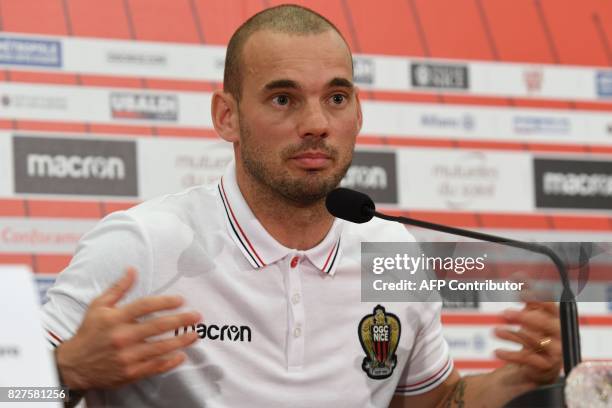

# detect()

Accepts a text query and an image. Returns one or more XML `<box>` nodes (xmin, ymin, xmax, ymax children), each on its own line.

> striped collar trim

<box><xmin>217</xmin><ymin>165</ymin><xmax>343</xmax><ymax>275</ymax></box>
<box><xmin>304</xmin><ymin>225</ymin><xmax>343</xmax><ymax>276</ymax></box>
<box><xmin>218</xmin><ymin>181</ymin><xmax>266</xmax><ymax>268</ymax></box>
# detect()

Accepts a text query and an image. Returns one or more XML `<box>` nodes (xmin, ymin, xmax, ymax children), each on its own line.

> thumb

<box><xmin>93</xmin><ymin>267</ymin><xmax>137</xmax><ymax>307</ymax></box>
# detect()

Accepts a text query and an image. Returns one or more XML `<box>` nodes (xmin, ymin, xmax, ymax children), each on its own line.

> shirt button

<box><xmin>293</xmin><ymin>327</ymin><xmax>302</xmax><ymax>338</ymax></box>
<box><xmin>291</xmin><ymin>293</ymin><xmax>301</xmax><ymax>305</ymax></box>
<box><xmin>290</xmin><ymin>256</ymin><xmax>299</xmax><ymax>268</ymax></box>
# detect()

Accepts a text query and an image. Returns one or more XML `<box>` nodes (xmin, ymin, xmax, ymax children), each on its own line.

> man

<box><xmin>43</xmin><ymin>5</ymin><xmax>561</xmax><ymax>407</ymax></box>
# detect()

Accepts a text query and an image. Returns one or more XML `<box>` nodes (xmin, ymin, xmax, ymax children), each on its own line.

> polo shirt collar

<box><xmin>217</xmin><ymin>163</ymin><xmax>343</xmax><ymax>275</ymax></box>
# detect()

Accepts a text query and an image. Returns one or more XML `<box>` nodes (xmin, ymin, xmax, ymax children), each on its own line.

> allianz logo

<box><xmin>421</xmin><ymin>114</ymin><xmax>474</xmax><ymax>131</ymax></box>
<box><xmin>447</xmin><ymin>334</ymin><xmax>486</xmax><ymax>351</ymax></box>
<box><xmin>341</xmin><ymin>165</ymin><xmax>388</xmax><ymax>190</ymax></box>
<box><xmin>27</xmin><ymin>153</ymin><xmax>126</xmax><ymax>180</ymax></box>
<box><xmin>175</xmin><ymin>323</ymin><xmax>252</xmax><ymax>342</ymax></box>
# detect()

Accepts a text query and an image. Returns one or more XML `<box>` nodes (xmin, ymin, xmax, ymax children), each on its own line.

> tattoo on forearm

<box><xmin>445</xmin><ymin>378</ymin><xmax>466</xmax><ymax>408</ymax></box>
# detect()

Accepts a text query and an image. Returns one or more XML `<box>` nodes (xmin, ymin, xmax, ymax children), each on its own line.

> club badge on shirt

<box><xmin>358</xmin><ymin>305</ymin><xmax>401</xmax><ymax>379</ymax></box>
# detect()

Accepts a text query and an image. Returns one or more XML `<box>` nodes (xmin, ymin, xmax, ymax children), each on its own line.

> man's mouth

<box><xmin>290</xmin><ymin>151</ymin><xmax>332</xmax><ymax>169</ymax></box>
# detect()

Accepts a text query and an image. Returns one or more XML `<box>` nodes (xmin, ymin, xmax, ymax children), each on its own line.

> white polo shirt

<box><xmin>42</xmin><ymin>163</ymin><xmax>452</xmax><ymax>407</ymax></box>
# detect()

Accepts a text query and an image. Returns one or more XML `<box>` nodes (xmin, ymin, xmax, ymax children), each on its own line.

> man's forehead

<box><xmin>241</xmin><ymin>29</ymin><xmax>354</xmax><ymax>87</ymax></box>
<box><xmin>242</xmin><ymin>29</ymin><xmax>352</xmax><ymax>67</ymax></box>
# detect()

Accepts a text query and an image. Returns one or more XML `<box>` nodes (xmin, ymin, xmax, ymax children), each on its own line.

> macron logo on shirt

<box><xmin>175</xmin><ymin>323</ymin><xmax>252</xmax><ymax>342</ymax></box>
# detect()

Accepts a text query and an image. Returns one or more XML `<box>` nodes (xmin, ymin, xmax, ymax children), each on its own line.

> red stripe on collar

<box><xmin>220</xmin><ymin>178</ymin><xmax>266</xmax><ymax>267</ymax></box>
<box><xmin>322</xmin><ymin>238</ymin><xmax>340</xmax><ymax>272</ymax></box>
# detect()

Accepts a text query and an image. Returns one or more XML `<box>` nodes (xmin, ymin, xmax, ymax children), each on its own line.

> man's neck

<box><xmin>235</xmin><ymin>166</ymin><xmax>334</xmax><ymax>250</ymax></box>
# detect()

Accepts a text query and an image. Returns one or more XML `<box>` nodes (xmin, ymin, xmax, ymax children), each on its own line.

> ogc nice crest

<box><xmin>358</xmin><ymin>305</ymin><xmax>401</xmax><ymax>379</ymax></box>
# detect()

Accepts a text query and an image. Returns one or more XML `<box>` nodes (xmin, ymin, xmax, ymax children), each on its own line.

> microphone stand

<box><xmin>368</xmin><ymin>209</ymin><xmax>581</xmax><ymax>406</ymax></box>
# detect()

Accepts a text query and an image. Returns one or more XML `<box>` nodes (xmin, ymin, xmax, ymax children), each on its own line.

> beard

<box><xmin>239</xmin><ymin>118</ymin><xmax>353</xmax><ymax>206</ymax></box>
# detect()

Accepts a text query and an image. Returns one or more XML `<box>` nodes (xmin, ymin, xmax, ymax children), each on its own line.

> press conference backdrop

<box><xmin>1</xmin><ymin>0</ymin><xmax>611</xmax><ymax>374</ymax></box>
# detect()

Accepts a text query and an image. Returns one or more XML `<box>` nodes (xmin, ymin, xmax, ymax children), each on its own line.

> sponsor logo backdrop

<box><xmin>534</xmin><ymin>158</ymin><xmax>612</xmax><ymax>211</ymax></box>
<box><xmin>0</xmin><ymin>1</ymin><xmax>610</xmax><ymax>373</ymax></box>
<box><xmin>0</xmin><ymin>36</ymin><xmax>62</xmax><ymax>68</ymax></box>
<box><xmin>13</xmin><ymin>135</ymin><xmax>138</xmax><ymax>197</ymax></box>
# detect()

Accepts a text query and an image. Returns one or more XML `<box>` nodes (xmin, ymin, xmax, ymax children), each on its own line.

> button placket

<box><xmin>286</xmin><ymin>253</ymin><xmax>305</xmax><ymax>370</ymax></box>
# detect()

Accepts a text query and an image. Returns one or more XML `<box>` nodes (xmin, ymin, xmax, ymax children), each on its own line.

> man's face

<box><xmin>235</xmin><ymin>29</ymin><xmax>362</xmax><ymax>205</ymax></box>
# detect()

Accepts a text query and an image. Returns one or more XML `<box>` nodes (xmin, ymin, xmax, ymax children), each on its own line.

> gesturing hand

<box><xmin>494</xmin><ymin>301</ymin><xmax>562</xmax><ymax>386</ymax></box>
<box><xmin>55</xmin><ymin>268</ymin><xmax>202</xmax><ymax>390</ymax></box>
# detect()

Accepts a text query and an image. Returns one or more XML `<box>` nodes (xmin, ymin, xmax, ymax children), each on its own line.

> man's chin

<box><xmin>281</xmin><ymin>180</ymin><xmax>339</xmax><ymax>205</ymax></box>
<box><xmin>288</xmin><ymin>164</ymin><xmax>332</xmax><ymax>176</ymax></box>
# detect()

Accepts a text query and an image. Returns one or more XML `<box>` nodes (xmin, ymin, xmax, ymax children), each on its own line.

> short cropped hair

<box><xmin>223</xmin><ymin>4</ymin><xmax>351</xmax><ymax>102</ymax></box>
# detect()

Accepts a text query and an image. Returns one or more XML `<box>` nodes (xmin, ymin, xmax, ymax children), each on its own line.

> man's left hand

<box><xmin>494</xmin><ymin>301</ymin><xmax>562</xmax><ymax>386</ymax></box>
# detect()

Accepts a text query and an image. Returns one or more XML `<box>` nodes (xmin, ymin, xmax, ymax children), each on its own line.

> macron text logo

<box><xmin>342</xmin><ymin>165</ymin><xmax>388</xmax><ymax>190</ymax></box>
<box><xmin>543</xmin><ymin>172</ymin><xmax>612</xmax><ymax>197</ymax></box>
<box><xmin>14</xmin><ymin>136</ymin><xmax>138</xmax><ymax>196</ymax></box>
<box><xmin>176</xmin><ymin>324</ymin><xmax>252</xmax><ymax>342</ymax></box>
<box><xmin>27</xmin><ymin>154</ymin><xmax>126</xmax><ymax>180</ymax></box>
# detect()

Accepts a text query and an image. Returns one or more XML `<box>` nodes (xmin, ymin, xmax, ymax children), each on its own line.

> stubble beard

<box><xmin>239</xmin><ymin>118</ymin><xmax>353</xmax><ymax>206</ymax></box>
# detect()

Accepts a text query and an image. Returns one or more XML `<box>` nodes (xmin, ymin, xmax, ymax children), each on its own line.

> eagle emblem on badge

<box><xmin>358</xmin><ymin>305</ymin><xmax>401</xmax><ymax>379</ymax></box>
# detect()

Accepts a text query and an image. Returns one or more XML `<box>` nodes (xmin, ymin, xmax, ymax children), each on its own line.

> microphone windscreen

<box><xmin>325</xmin><ymin>188</ymin><xmax>375</xmax><ymax>223</ymax></box>
<box><xmin>565</xmin><ymin>361</ymin><xmax>612</xmax><ymax>407</ymax></box>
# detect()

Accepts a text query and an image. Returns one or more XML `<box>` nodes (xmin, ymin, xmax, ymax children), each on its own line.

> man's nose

<box><xmin>298</xmin><ymin>100</ymin><xmax>329</xmax><ymax>139</ymax></box>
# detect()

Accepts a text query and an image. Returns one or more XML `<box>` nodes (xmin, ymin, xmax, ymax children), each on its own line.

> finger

<box><xmin>494</xmin><ymin>327</ymin><xmax>561</xmax><ymax>356</ymax></box>
<box><xmin>502</xmin><ymin>309</ymin><xmax>560</xmax><ymax>338</ymax></box>
<box><xmin>524</xmin><ymin>301</ymin><xmax>560</xmax><ymax>317</ymax></box>
<box><xmin>120</xmin><ymin>295</ymin><xmax>185</xmax><ymax>322</ymax></box>
<box><xmin>93</xmin><ymin>268</ymin><xmax>137</xmax><ymax>307</ymax></box>
<box><xmin>129</xmin><ymin>312</ymin><xmax>202</xmax><ymax>341</ymax></box>
<box><xmin>494</xmin><ymin>327</ymin><xmax>541</xmax><ymax>350</ymax></box>
<box><xmin>495</xmin><ymin>329</ymin><xmax>563</xmax><ymax>362</ymax></box>
<box><xmin>121</xmin><ymin>331</ymin><xmax>199</xmax><ymax>364</ymax></box>
<box><xmin>495</xmin><ymin>348</ymin><xmax>554</xmax><ymax>371</ymax></box>
<box><xmin>124</xmin><ymin>351</ymin><xmax>187</xmax><ymax>381</ymax></box>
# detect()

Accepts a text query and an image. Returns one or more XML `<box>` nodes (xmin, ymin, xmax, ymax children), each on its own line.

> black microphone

<box><xmin>325</xmin><ymin>187</ymin><xmax>375</xmax><ymax>223</ymax></box>
<box><xmin>326</xmin><ymin>187</ymin><xmax>581</xmax><ymax>377</ymax></box>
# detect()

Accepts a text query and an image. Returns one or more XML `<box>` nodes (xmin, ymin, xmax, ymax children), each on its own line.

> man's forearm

<box><xmin>54</xmin><ymin>345</ymin><xmax>85</xmax><ymax>408</ymax></box>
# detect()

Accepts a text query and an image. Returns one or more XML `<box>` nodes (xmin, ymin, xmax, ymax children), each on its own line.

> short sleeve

<box><xmin>394</xmin><ymin>302</ymin><xmax>454</xmax><ymax>396</ymax></box>
<box><xmin>41</xmin><ymin>211</ymin><xmax>153</xmax><ymax>349</ymax></box>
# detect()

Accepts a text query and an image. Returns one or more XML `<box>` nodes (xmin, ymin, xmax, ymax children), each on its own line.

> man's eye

<box><xmin>330</xmin><ymin>94</ymin><xmax>346</xmax><ymax>104</ymax></box>
<box><xmin>272</xmin><ymin>95</ymin><xmax>290</xmax><ymax>106</ymax></box>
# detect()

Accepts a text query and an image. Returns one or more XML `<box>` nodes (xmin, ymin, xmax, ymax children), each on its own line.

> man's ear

<box><xmin>211</xmin><ymin>90</ymin><xmax>240</xmax><ymax>143</ymax></box>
